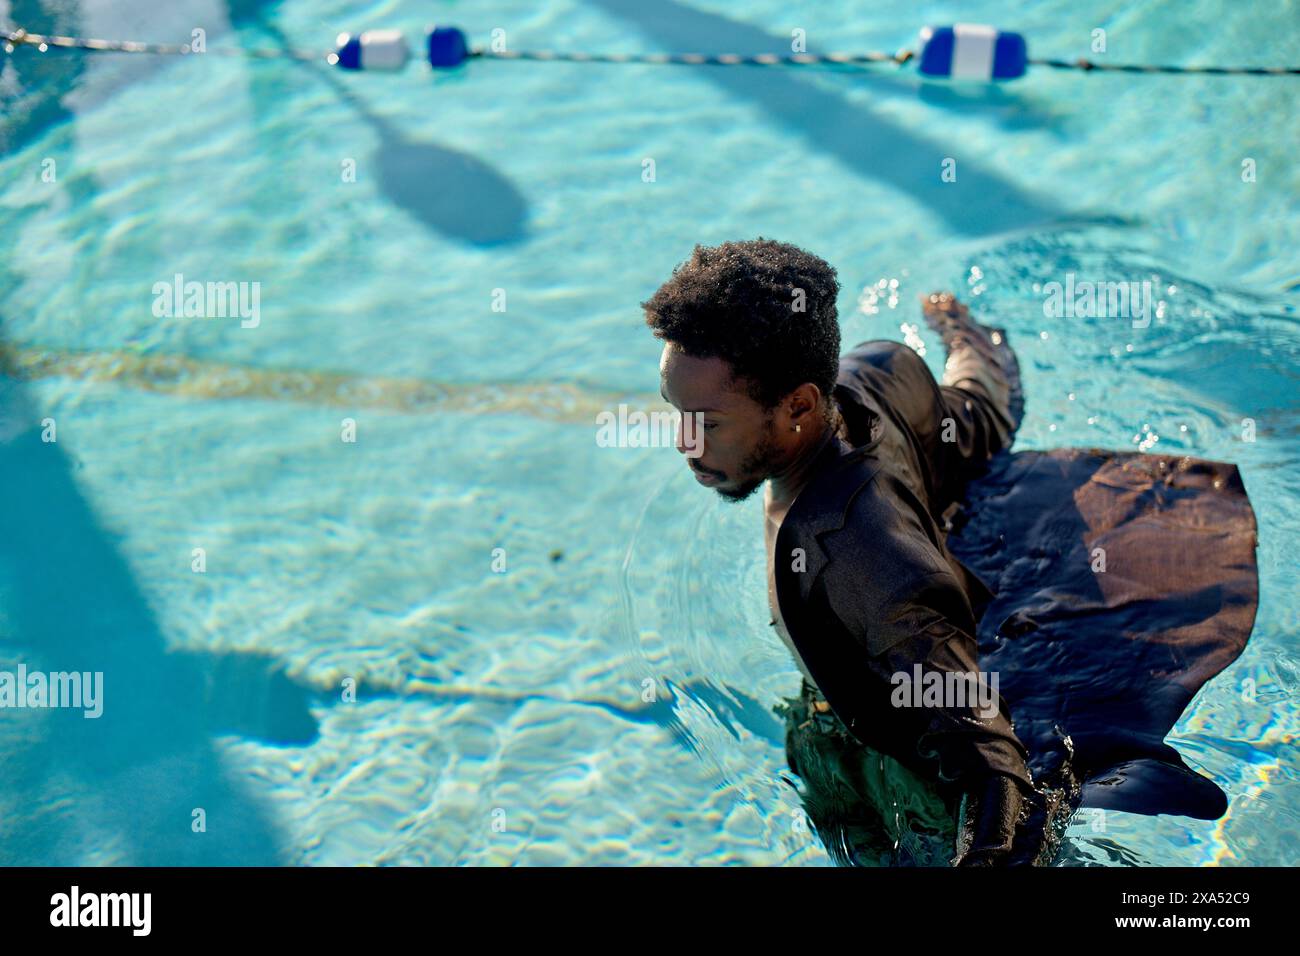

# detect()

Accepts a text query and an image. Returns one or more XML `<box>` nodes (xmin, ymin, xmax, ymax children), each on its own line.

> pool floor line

<box><xmin>0</xmin><ymin>340</ymin><xmax>661</xmax><ymax>422</ymax></box>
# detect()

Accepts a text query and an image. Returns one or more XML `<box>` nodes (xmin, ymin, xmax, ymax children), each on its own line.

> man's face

<box><xmin>659</xmin><ymin>343</ymin><xmax>786</xmax><ymax>502</ymax></box>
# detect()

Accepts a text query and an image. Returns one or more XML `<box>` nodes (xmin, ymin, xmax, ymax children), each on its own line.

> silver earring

<box><xmin>794</xmin><ymin>424</ymin><xmax>801</xmax><ymax>433</ymax></box>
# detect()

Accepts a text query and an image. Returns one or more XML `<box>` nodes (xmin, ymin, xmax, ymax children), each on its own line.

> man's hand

<box><xmin>954</xmin><ymin>774</ymin><xmax>1025</xmax><ymax>867</ymax></box>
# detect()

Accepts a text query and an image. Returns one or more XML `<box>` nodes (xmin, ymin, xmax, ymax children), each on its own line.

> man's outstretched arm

<box><xmin>866</xmin><ymin>582</ymin><xmax>1034</xmax><ymax>866</ymax></box>
<box><xmin>815</xmin><ymin>476</ymin><xmax>1037</xmax><ymax>864</ymax></box>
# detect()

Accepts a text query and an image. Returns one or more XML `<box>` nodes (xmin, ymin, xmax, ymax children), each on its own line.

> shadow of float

<box><xmin>588</xmin><ymin>0</ymin><xmax>1127</xmax><ymax>236</ymax></box>
<box><xmin>233</xmin><ymin>5</ymin><xmax>529</xmax><ymax>246</ymax></box>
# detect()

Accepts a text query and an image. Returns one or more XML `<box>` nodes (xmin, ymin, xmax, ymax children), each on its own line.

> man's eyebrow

<box><xmin>660</xmin><ymin>381</ymin><xmax>722</xmax><ymax>413</ymax></box>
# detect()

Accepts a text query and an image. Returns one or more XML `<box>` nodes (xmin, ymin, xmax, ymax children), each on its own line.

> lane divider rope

<box><xmin>5</xmin><ymin>25</ymin><xmax>1297</xmax><ymax>79</ymax></box>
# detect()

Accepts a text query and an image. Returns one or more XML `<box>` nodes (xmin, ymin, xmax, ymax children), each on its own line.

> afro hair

<box><xmin>642</xmin><ymin>237</ymin><xmax>841</xmax><ymax>413</ymax></box>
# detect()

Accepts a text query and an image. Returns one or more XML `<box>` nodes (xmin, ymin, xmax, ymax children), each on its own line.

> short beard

<box><xmin>713</xmin><ymin>414</ymin><xmax>781</xmax><ymax>503</ymax></box>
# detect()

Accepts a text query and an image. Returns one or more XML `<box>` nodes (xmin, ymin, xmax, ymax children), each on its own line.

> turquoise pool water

<box><xmin>0</xmin><ymin>0</ymin><xmax>1296</xmax><ymax>865</ymax></box>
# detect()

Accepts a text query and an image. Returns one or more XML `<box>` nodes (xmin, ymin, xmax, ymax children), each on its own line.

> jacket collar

<box><xmin>781</xmin><ymin>392</ymin><xmax>886</xmax><ymax>540</ymax></box>
<box><xmin>774</xmin><ymin>429</ymin><xmax>884</xmax><ymax>579</ymax></box>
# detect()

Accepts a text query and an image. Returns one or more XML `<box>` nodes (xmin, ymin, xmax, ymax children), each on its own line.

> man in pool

<box><xmin>644</xmin><ymin>237</ymin><xmax>1042</xmax><ymax>866</ymax></box>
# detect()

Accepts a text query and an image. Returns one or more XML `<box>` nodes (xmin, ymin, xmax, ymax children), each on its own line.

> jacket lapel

<box><xmin>771</xmin><ymin>436</ymin><xmax>881</xmax><ymax>627</ymax></box>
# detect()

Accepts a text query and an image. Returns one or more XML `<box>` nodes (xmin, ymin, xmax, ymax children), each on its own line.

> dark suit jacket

<box><xmin>773</xmin><ymin>342</ymin><xmax>1259</xmax><ymax>819</ymax></box>
<box><xmin>773</xmin><ymin>343</ymin><xmax>1036</xmax><ymax>800</ymax></box>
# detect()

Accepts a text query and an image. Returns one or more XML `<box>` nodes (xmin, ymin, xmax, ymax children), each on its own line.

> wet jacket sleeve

<box><xmin>817</xmin><ymin>474</ymin><xmax>1036</xmax><ymax>799</ymax></box>
<box><xmin>860</xmin><ymin>572</ymin><xmax>1036</xmax><ymax>797</ymax></box>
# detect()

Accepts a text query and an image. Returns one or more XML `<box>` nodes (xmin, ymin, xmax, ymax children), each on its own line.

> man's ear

<box><xmin>787</xmin><ymin>383</ymin><xmax>824</xmax><ymax>428</ymax></box>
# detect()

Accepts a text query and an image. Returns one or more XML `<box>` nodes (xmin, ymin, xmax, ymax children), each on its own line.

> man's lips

<box><xmin>690</xmin><ymin>463</ymin><xmax>723</xmax><ymax>486</ymax></box>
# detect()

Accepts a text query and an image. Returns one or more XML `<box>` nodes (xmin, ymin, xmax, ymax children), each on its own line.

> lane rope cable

<box><xmin>4</xmin><ymin>24</ymin><xmax>1299</xmax><ymax>79</ymax></box>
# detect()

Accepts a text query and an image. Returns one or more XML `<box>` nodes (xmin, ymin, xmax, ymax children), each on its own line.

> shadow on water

<box><xmin>0</xmin><ymin>371</ymin><xmax>319</xmax><ymax>863</ymax></box>
<box><xmin>317</xmin><ymin>69</ymin><xmax>529</xmax><ymax>246</ymax></box>
<box><xmin>232</xmin><ymin>4</ymin><xmax>528</xmax><ymax>246</ymax></box>
<box><xmin>0</xmin><ymin>1</ymin><xmax>86</xmax><ymax>153</ymax></box>
<box><xmin>587</xmin><ymin>0</ymin><xmax>1127</xmax><ymax>236</ymax></box>
<box><xmin>916</xmin><ymin>81</ymin><xmax>1061</xmax><ymax>134</ymax></box>
<box><xmin>0</xmin><ymin>0</ymin><xmax>350</xmax><ymax>864</ymax></box>
<box><xmin>1</xmin><ymin>0</ymin><xmax>528</xmax><ymax>246</ymax></box>
<box><xmin>585</xmin><ymin>677</ymin><xmax>788</xmax><ymax>751</ymax></box>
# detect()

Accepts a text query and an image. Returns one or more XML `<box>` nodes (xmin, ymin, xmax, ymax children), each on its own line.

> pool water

<box><xmin>0</xmin><ymin>0</ymin><xmax>1296</xmax><ymax>865</ymax></box>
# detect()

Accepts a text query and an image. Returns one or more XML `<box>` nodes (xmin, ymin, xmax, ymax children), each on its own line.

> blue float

<box><xmin>427</xmin><ymin>26</ymin><xmax>469</xmax><ymax>68</ymax></box>
<box><xmin>916</xmin><ymin>24</ymin><xmax>1028</xmax><ymax>80</ymax></box>
<box><xmin>333</xmin><ymin>29</ymin><xmax>411</xmax><ymax>71</ymax></box>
